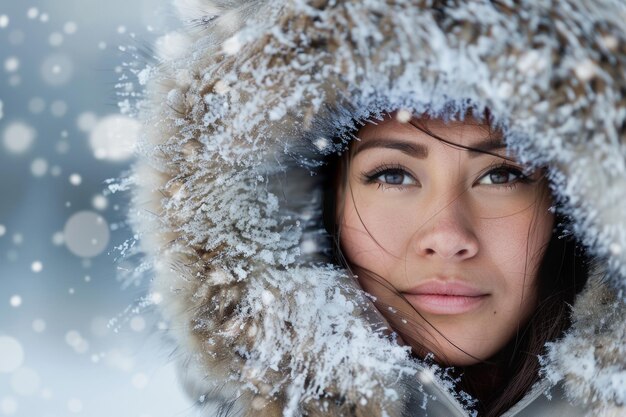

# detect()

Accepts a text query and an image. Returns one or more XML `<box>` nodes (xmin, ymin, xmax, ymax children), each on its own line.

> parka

<box><xmin>130</xmin><ymin>0</ymin><xmax>626</xmax><ymax>416</ymax></box>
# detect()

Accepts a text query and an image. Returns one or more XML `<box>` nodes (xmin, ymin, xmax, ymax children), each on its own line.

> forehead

<box><xmin>357</xmin><ymin>115</ymin><xmax>502</xmax><ymax>147</ymax></box>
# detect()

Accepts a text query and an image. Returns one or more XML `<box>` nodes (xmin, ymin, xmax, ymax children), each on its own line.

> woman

<box><xmin>130</xmin><ymin>0</ymin><xmax>625</xmax><ymax>416</ymax></box>
<box><xmin>329</xmin><ymin>111</ymin><xmax>587</xmax><ymax>415</ymax></box>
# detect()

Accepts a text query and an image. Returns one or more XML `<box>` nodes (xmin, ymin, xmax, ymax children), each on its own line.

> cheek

<box><xmin>479</xmin><ymin>201</ymin><xmax>554</xmax><ymax>308</ymax></box>
<box><xmin>481</xmin><ymin>219</ymin><xmax>534</xmax><ymax>271</ymax></box>
<box><xmin>483</xmin><ymin>195</ymin><xmax>552</xmax><ymax>266</ymax></box>
<box><xmin>338</xmin><ymin>188</ymin><xmax>416</xmax><ymax>271</ymax></box>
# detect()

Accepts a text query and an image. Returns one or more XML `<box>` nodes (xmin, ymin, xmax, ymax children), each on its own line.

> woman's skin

<box><xmin>339</xmin><ymin>113</ymin><xmax>554</xmax><ymax>366</ymax></box>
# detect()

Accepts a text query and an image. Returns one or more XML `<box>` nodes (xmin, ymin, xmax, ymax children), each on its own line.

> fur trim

<box><xmin>542</xmin><ymin>272</ymin><xmax>626</xmax><ymax>414</ymax></box>
<box><xmin>130</xmin><ymin>0</ymin><xmax>626</xmax><ymax>415</ymax></box>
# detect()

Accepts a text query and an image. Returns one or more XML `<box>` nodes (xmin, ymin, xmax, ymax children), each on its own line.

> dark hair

<box><xmin>321</xmin><ymin>111</ymin><xmax>590</xmax><ymax>417</ymax></box>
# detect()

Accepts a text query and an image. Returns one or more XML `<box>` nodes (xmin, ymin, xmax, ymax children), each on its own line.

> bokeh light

<box><xmin>4</xmin><ymin>56</ymin><xmax>20</xmax><ymax>73</ymax></box>
<box><xmin>56</xmin><ymin>139</ymin><xmax>69</xmax><ymax>154</ymax></box>
<box><xmin>0</xmin><ymin>336</ymin><xmax>24</xmax><ymax>373</ymax></box>
<box><xmin>65</xmin><ymin>330</ymin><xmax>89</xmax><ymax>354</ymax></box>
<box><xmin>13</xmin><ymin>233</ymin><xmax>23</xmax><ymax>245</ymax></box>
<box><xmin>48</xmin><ymin>32</ymin><xmax>63</xmax><ymax>47</ymax></box>
<box><xmin>130</xmin><ymin>316</ymin><xmax>146</xmax><ymax>332</ymax></box>
<box><xmin>92</xmin><ymin>194</ymin><xmax>108</xmax><ymax>211</ymax></box>
<box><xmin>51</xmin><ymin>231</ymin><xmax>64</xmax><ymax>246</ymax></box>
<box><xmin>76</xmin><ymin>112</ymin><xmax>98</xmax><ymax>132</ymax></box>
<box><xmin>50</xmin><ymin>165</ymin><xmax>61</xmax><ymax>176</ymax></box>
<box><xmin>67</xmin><ymin>398</ymin><xmax>83</xmax><ymax>413</ymax></box>
<box><xmin>89</xmin><ymin>115</ymin><xmax>139</xmax><ymax>161</ymax></box>
<box><xmin>63</xmin><ymin>211</ymin><xmax>110</xmax><ymax>258</ymax></box>
<box><xmin>10</xmin><ymin>367</ymin><xmax>41</xmax><ymax>396</ymax></box>
<box><xmin>1</xmin><ymin>2</ymin><xmax>196</xmax><ymax>416</ymax></box>
<box><xmin>30</xmin><ymin>158</ymin><xmax>48</xmax><ymax>177</ymax></box>
<box><xmin>50</xmin><ymin>100</ymin><xmax>67</xmax><ymax>117</ymax></box>
<box><xmin>68</xmin><ymin>173</ymin><xmax>81</xmax><ymax>186</ymax></box>
<box><xmin>0</xmin><ymin>397</ymin><xmax>18</xmax><ymax>415</ymax></box>
<box><xmin>8</xmin><ymin>74</ymin><xmax>21</xmax><ymax>87</ymax></box>
<box><xmin>40</xmin><ymin>54</ymin><xmax>74</xmax><ymax>86</ymax></box>
<box><xmin>2</xmin><ymin>121</ymin><xmax>36</xmax><ymax>154</ymax></box>
<box><xmin>28</xmin><ymin>97</ymin><xmax>46</xmax><ymax>114</ymax></box>
<box><xmin>9</xmin><ymin>295</ymin><xmax>22</xmax><ymax>308</ymax></box>
<box><xmin>63</xmin><ymin>21</ymin><xmax>77</xmax><ymax>34</ymax></box>
<box><xmin>32</xmin><ymin>319</ymin><xmax>46</xmax><ymax>333</ymax></box>
<box><xmin>90</xmin><ymin>316</ymin><xmax>110</xmax><ymax>338</ymax></box>
<box><xmin>27</xmin><ymin>8</ymin><xmax>39</xmax><ymax>19</ymax></box>
<box><xmin>31</xmin><ymin>261</ymin><xmax>43</xmax><ymax>272</ymax></box>
<box><xmin>8</xmin><ymin>30</ymin><xmax>24</xmax><ymax>45</ymax></box>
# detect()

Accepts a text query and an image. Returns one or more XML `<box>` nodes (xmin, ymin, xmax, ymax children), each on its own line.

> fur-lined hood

<box><xmin>130</xmin><ymin>1</ymin><xmax>626</xmax><ymax>416</ymax></box>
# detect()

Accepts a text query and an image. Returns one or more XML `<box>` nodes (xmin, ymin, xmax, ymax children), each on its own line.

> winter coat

<box><xmin>130</xmin><ymin>0</ymin><xmax>626</xmax><ymax>416</ymax></box>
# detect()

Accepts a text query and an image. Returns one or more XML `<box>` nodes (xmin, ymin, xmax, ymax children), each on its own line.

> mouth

<box><xmin>402</xmin><ymin>281</ymin><xmax>489</xmax><ymax>315</ymax></box>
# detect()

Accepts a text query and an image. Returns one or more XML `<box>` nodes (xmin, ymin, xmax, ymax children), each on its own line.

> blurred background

<box><xmin>0</xmin><ymin>1</ymin><xmax>195</xmax><ymax>416</ymax></box>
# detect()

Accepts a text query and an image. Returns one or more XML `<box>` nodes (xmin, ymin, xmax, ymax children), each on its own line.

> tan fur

<box><xmin>131</xmin><ymin>1</ymin><xmax>626</xmax><ymax>415</ymax></box>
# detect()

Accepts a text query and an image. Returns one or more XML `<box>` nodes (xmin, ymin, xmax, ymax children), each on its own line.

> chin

<box><xmin>411</xmin><ymin>334</ymin><xmax>501</xmax><ymax>367</ymax></box>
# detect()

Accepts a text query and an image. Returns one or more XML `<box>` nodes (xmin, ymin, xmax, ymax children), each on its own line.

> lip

<box><xmin>403</xmin><ymin>280</ymin><xmax>489</xmax><ymax>315</ymax></box>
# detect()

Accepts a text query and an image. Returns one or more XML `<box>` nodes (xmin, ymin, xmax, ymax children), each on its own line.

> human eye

<box><xmin>476</xmin><ymin>164</ymin><xmax>530</xmax><ymax>189</ymax></box>
<box><xmin>361</xmin><ymin>164</ymin><xmax>418</xmax><ymax>189</ymax></box>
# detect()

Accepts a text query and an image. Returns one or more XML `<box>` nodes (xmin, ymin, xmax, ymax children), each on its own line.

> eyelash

<box><xmin>478</xmin><ymin>163</ymin><xmax>532</xmax><ymax>190</ymax></box>
<box><xmin>361</xmin><ymin>163</ymin><xmax>532</xmax><ymax>191</ymax></box>
<box><xmin>361</xmin><ymin>163</ymin><xmax>418</xmax><ymax>191</ymax></box>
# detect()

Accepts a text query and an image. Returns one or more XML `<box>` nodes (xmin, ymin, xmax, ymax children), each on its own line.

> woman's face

<box><xmin>338</xmin><ymin>114</ymin><xmax>554</xmax><ymax>366</ymax></box>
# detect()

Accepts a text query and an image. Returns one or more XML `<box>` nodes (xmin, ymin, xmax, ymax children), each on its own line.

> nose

<box><xmin>413</xmin><ymin>204</ymin><xmax>479</xmax><ymax>261</ymax></box>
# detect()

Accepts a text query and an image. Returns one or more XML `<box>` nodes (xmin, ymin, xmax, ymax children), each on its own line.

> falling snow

<box><xmin>30</xmin><ymin>157</ymin><xmax>48</xmax><ymax>177</ymax></box>
<box><xmin>89</xmin><ymin>114</ymin><xmax>138</xmax><ymax>161</ymax></box>
<box><xmin>40</xmin><ymin>54</ymin><xmax>74</xmax><ymax>86</ymax></box>
<box><xmin>127</xmin><ymin>0</ymin><xmax>626</xmax><ymax>416</ymax></box>
<box><xmin>0</xmin><ymin>336</ymin><xmax>24</xmax><ymax>373</ymax></box>
<box><xmin>1</xmin><ymin>1</ymin><xmax>624</xmax><ymax>417</ymax></box>
<box><xmin>92</xmin><ymin>194</ymin><xmax>108</xmax><ymax>211</ymax></box>
<box><xmin>48</xmin><ymin>31</ymin><xmax>63</xmax><ymax>47</ymax></box>
<box><xmin>1</xmin><ymin>397</ymin><xmax>18</xmax><ymax>415</ymax></box>
<box><xmin>30</xmin><ymin>261</ymin><xmax>42</xmax><ymax>272</ymax></box>
<box><xmin>4</xmin><ymin>57</ymin><xmax>19</xmax><ymax>73</ymax></box>
<box><xmin>0</xmin><ymin>3</ymin><xmax>192</xmax><ymax>417</ymax></box>
<box><xmin>28</xmin><ymin>97</ymin><xmax>45</xmax><ymax>114</ymax></box>
<box><xmin>10</xmin><ymin>367</ymin><xmax>41</xmax><ymax>396</ymax></box>
<box><xmin>2</xmin><ymin>121</ymin><xmax>36</xmax><ymax>154</ymax></box>
<box><xmin>50</xmin><ymin>100</ymin><xmax>68</xmax><ymax>117</ymax></box>
<box><xmin>26</xmin><ymin>8</ymin><xmax>39</xmax><ymax>20</ymax></box>
<box><xmin>32</xmin><ymin>319</ymin><xmax>46</xmax><ymax>333</ymax></box>
<box><xmin>63</xmin><ymin>21</ymin><xmax>77</xmax><ymax>34</ymax></box>
<box><xmin>9</xmin><ymin>295</ymin><xmax>22</xmax><ymax>308</ymax></box>
<box><xmin>76</xmin><ymin>111</ymin><xmax>98</xmax><ymax>132</ymax></box>
<box><xmin>63</xmin><ymin>211</ymin><xmax>110</xmax><ymax>258</ymax></box>
<box><xmin>68</xmin><ymin>173</ymin><xmax>81</xmax><ymax>186</ymax></box>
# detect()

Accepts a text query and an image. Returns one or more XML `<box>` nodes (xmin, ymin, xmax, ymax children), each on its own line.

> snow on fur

<box><xmin>130</xmin><ymin>0</ymin><xmax>626</xmax><ymax>416</ymax></box>
<box><xmin>541</xmin><ymin>273</ymin><xmax>626</xmax><ymax>412</ymax></box>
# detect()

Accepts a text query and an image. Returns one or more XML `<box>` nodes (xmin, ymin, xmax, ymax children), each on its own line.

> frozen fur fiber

<box><xmin>130</xmin><ymin>0</ymin><xmax>626</xmax><ymax>416</ymax></box>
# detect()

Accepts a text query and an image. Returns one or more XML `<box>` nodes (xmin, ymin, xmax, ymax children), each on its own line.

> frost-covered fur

<box><xmin>542</xmin><ymin>272</ymin><xmax>626</xmax><ymax>416</ymax></box>
<box><xmin>130</xmin><ymin>0</ymin><xmax>626</xmax><ymax>416</ymax></box>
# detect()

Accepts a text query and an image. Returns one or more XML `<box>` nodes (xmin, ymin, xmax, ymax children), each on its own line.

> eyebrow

<box><xmin>354</xmin><ymin>139</ymin><xmax>428</xmax><ymax>158</ymax></box>
<box><xmin>353</xmin><ymin>137</ymin><xmax>507</xmax><ymax>159</ymax></box>
<box><xmin>466</xmin><ymin>138</ymin><xmax>507</xmax><ymax>158</ymax></box>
